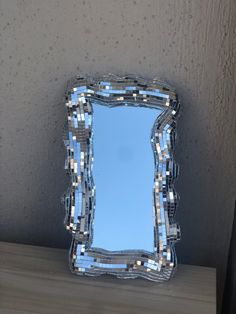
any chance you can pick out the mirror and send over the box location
[63,74,180,281]
[92,104,163,251]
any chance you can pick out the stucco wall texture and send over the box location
[0,0,235,311]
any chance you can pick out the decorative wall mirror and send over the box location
[63,74,180,282]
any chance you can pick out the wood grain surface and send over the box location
[0,242,216,314]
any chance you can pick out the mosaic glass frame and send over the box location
[63,74,180,282]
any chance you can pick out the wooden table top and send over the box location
[0,242,216,314]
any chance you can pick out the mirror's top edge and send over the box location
[66,74,178,110]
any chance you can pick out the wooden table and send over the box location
[0,242,216,314]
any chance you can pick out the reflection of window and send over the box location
[63,74,180,282]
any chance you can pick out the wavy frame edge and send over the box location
[63,74,180,282]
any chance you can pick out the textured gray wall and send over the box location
[0,0,235,311]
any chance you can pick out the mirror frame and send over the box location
[63,74,180,281]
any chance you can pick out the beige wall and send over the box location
[0,0,235,311]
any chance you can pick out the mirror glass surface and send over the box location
[92,104,163,251]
